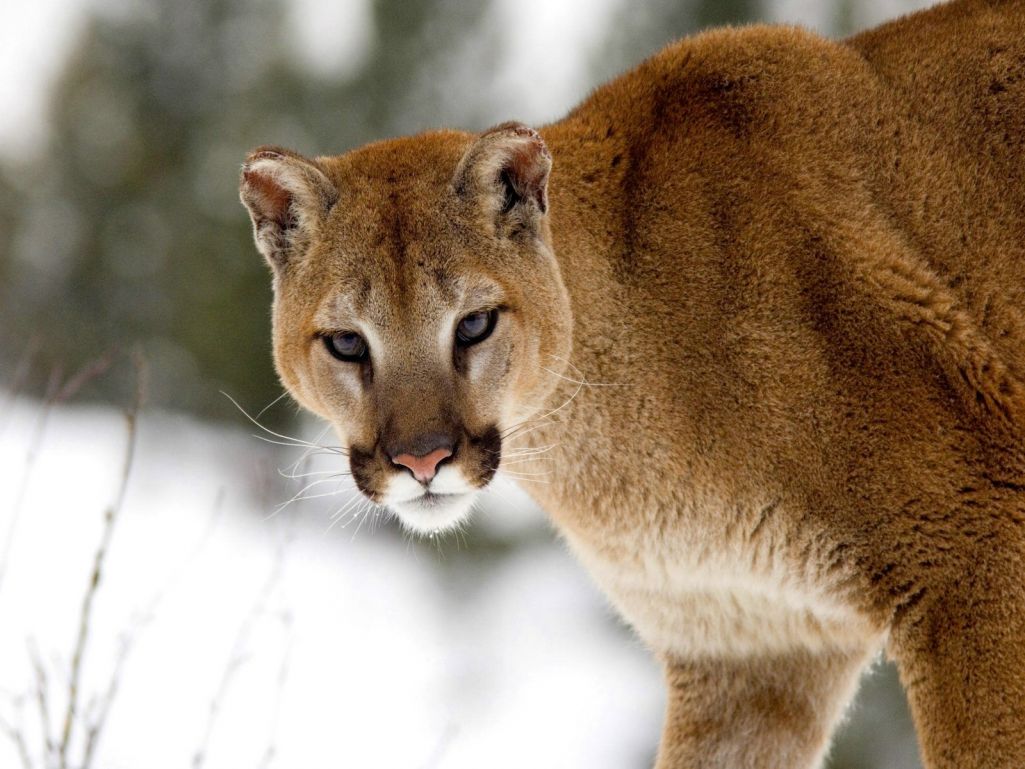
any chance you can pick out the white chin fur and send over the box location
[383,465,480,534]
[390,492,478,534]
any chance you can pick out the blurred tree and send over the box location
[0,0,496,423]
[0,170,15,291]
[0,0,769,420]
[590,0,759,86]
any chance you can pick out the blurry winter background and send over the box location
[0,0,935,767]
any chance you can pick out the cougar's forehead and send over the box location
[309,180,503,334]
[313,263,503,340]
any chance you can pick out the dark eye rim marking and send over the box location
[323,330,370,363]
[456,308,499,347]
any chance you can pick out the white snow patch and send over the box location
[0,395,662,768]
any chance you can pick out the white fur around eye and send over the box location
[438,310,459,354]
[355,323,385,364]
[337,374,362,400]
[466,347,490,382]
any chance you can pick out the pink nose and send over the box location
[392,447,452,484]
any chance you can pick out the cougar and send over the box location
[239,1,1025,765]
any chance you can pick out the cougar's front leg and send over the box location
[655,648,872,769]
[889,533,1025,769]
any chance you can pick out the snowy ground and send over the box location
[0,394,663,769]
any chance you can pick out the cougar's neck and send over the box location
[504,122,640,517]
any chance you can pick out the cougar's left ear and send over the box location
[239,146,338,272]
[453,121,552,234]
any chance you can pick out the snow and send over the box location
[0,395,663,768]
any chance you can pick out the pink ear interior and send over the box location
[242,167,293,227]
[504,140,550,212]
[492,124,550,213]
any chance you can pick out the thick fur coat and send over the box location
[240,2,1025,766]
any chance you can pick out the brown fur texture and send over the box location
[240,1,1025,766]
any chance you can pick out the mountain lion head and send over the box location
[240,123,572,534]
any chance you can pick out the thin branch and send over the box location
[80,485,224,769]
[137,488,226,627]
[52,350,117,405]
[417,723,458,769]
[0,708,33,769]
[0,366,62,598]
[78,632,128,769]
[0,351,118,598]
[56,353,145,769]
[255,611,294,769]
[191,521,292,769]
[0,335,41,437]
[26,640,54,764]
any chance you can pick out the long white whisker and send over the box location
[250,434,347,455]
[330,502,362,529]
[540,365,623,388]
[350,500,376,542]
[287,476,350,497]
[325,495,364,533]
[255,390,291,420]
[500,456,549,467]
[534,379,584,423]
[280,473,352,502]
[283,426,338,474]
[277,468,349,480]
[223,391,347,455]
[502,447,555,460]
[500,375,584,442]
[497,466,551,476]
[276,486,349,513]
[501,443,559,458]
[498,473,551,484]
[547,354,628,387]
[501,419,554,444]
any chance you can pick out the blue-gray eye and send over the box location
[324,331,369,362]
[456,309,497,346]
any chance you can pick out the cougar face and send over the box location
[241,126,572,533]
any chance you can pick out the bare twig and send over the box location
[0,335,41,437]
[0,350,118,598]
[0,366,62,598]
[191,518,293,769]
[26,640,54,764]
[78,631,128,769]
[0,707,33,769]
[256,610,294,769]
[79,486,225,769]
[56,353,145,769]
[52,350,117,406]
[418,723,459,769]
[136,487,226,627]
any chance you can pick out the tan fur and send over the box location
[240,2,1025,766]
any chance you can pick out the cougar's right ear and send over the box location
[452,122,552,237]
[239,146,338,271]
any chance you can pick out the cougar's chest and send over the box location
[558,505,878,659]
